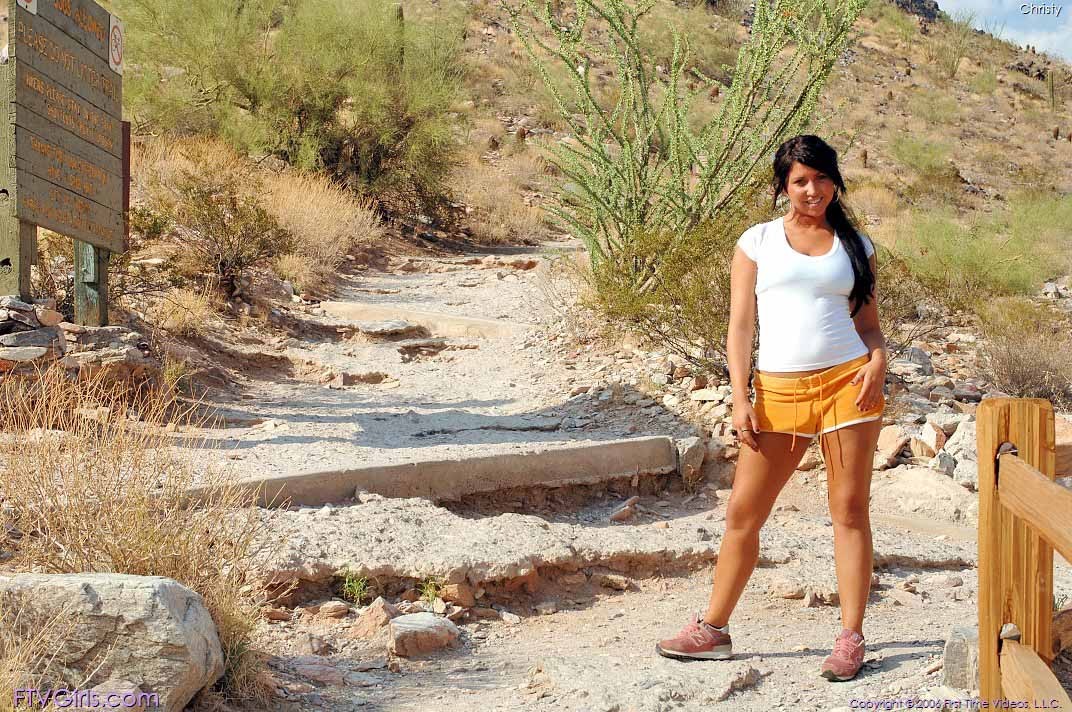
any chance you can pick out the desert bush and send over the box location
[261,170,382,295]
[868,241,944,357]
[637,2,739,85]
[30,230,75,317]
[506,0,866,363]
[889,136,965,206]
[933,9,977,79]
[890,136,949,173]
[116,0,464,205]
[969,66,998,95]
[850,184,900,219]
[508,0,865,252]
[886,209,1045,310]
[977,298,1072,410]
[0,607,77,712]
[0,367,272,704]
[906,89,961,124]
[866,1,918,50]
[154,172,293,295]
[998,189,1072,277]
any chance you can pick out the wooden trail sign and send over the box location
[0,0,128,325]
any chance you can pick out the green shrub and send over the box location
[866,1,918,50]
[890,136,950,173]
[341,571,371,605]
[969,67,998,95]
[888,209,1045,310]
[506,0,866,365]
[116,0,464,205]
[154,172,293,294]
[906,90,960,124]
[933,9,976,79]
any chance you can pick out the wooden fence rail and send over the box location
[977,398,1072,709]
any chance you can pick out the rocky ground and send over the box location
[248,474,1071,712]
[162,235,1072,711]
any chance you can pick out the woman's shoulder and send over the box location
[736,218,780,260]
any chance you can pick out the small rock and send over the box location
[441,583,477,608]
[389,612,461,657]
[909,437,936,458]
[592,573,632,591]
[354,320,423,337]
[34,307,64,327]
[298,633,334,656]
[770,579,807,599]
[943,626,979,690]
[534,601,557,615]
[501,611,522,625]
[350,597,399,639]
[676,436,707,479]
[319,600,351,618]
[796,450,822,471]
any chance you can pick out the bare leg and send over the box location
[820,418,883,636]
[703,431,812,627]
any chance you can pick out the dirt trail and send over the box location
[187,238,700,480]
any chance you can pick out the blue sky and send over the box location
[936,0,1072,62]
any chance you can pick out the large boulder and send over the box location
[870,465,979,525]
[0,574,223,711]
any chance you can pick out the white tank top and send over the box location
[736,216,875,372]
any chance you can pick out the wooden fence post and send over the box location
[977,398,1056,705]
[73,239,109,326]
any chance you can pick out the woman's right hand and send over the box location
[732,400,761,451]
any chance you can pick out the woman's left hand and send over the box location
[851,358,886,412]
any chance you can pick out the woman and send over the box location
[655,135,887,683]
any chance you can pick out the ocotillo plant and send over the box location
[505,0,866,291]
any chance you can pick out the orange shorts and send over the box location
[751,353,885,451]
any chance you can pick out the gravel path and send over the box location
[185,240,701,480]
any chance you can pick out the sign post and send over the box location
[1,0,126,325]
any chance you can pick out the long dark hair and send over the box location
[771,135,875,317]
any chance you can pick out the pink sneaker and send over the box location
[655,614,733,661]
[820,628,866,681]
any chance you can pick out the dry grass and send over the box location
[132,136,253,200]
[0,607,78,712]
[0,368,274,706]
[848,184,900,219]
[978,298,1072,410]
[149,287,222,338]
[261,170,383,296]
[455,152,547,244]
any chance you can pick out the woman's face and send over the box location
[784,161,836,218]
